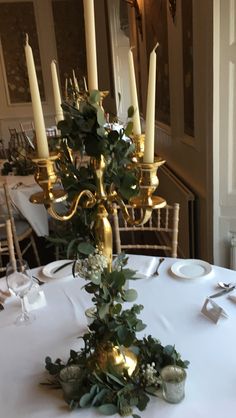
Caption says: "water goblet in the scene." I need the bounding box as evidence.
[6,259,35,326]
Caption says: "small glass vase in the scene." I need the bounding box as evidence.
[59,365,82,403]
[160,365,186,403]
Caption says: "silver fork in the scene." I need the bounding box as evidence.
[155,257,165,276]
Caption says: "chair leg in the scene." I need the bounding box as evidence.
[30,235,41,266]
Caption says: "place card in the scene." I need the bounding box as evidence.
[201,297,228,324]
[228,294,236,303]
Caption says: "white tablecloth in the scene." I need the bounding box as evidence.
[1,255,236,417]
[0,175,49,236]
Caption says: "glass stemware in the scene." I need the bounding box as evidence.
[6,259,35,325]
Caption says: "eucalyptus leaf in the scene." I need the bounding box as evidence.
[67,238,79,259]
[122,268,137,280]
[79,392,92,408]
[90,274,101,285]
[137,392,150,411]
[111,303,122,315]
[97,126,106,137]
[97,107,106,126]
[163,345,175,356]
[117,326,134,346]
[127,105,134,118]
[135,322,146,332]
[123,289,138,302]
[106,372,125,386]
[99,303,110,319]
[90,384,99,397]
[78,242,95,255]
[91,388,109,406]
[124,121,133,137]
[88,90,101,104]
[98,403,118,415]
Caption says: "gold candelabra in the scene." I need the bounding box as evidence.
[30,134,166,270]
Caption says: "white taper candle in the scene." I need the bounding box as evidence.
[51,60,64,123]
[128,48,141,136]
[83,0,98,91]
[143,42,159,163]
[24,34,49,159]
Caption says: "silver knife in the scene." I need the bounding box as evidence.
[209,286,235,298]
[53,261,73,274]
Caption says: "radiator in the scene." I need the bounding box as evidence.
[157,165,195,259]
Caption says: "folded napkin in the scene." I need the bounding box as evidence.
[24,283,47,312]
[127,255,158,278]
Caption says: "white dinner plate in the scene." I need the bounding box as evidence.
[41,260,73,281]
[171,259,212,279]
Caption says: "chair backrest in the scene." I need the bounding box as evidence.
[112,203,180,258]
[19,122,36,150]
[3,183,23,262]
[8,128,18,137]
[2,183,40,267]
[0,139,7,159]
[19,121,35,133]
[0,218,15,273]
[8,128,18,149]
[0,221,9,272]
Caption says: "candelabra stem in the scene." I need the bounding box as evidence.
[91,155,107,200]
[94,203,112,271]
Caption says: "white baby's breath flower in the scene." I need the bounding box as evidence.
[75,248,108,280]
[141,363,159,386]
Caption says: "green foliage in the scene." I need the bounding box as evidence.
[48,93,138,258]
[44,253,189,416]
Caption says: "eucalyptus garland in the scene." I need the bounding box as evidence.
[44,253,189,417]
[46,91,139,259]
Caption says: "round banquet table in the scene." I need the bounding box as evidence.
[0,175,49,236]
[0,255,236,418]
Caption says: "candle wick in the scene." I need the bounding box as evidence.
[25,33,29,45]
[53,59,57,64]
[154,41,159,52]
[130,45,135,51]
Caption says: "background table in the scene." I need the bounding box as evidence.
[0,175,49,236]
[0,255,236,417]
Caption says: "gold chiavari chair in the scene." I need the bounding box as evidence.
[112,203,180,258]
[1,183,40,267]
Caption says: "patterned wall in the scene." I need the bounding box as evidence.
[0,1,45,104]
[52,0,87,96]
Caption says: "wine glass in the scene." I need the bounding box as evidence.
[6,259,35,325]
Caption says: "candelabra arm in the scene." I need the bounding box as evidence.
[111,193,152,226]
[47,189,96,221]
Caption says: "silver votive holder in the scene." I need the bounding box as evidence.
[59,365,82,403]
[160,365,186,403]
